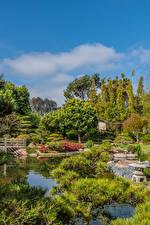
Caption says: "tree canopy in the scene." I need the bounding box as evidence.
[64,74,100,101]
[30,97,57,115]
[0,79,30,116]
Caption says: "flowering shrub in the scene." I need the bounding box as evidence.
[46,142,65,152]
[60,140,84,151]
[40,141,84,153]
[40,145,48,153]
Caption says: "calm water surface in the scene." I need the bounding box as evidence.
[0,156,135,224]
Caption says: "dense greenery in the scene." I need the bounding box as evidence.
[0,72,150,224]
[64,74,100,101]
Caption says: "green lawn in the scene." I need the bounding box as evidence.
[141,144,150,151]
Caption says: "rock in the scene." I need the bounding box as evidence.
[28,143,36,148]
[19,149,28,155]
[114,153,126,159]
[29,153,37,157]
[84,148,91,152]
[126,154,138,159]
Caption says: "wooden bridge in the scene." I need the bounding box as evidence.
[0,138,26,155]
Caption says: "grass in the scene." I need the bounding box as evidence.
[119,143,150,151]
[140,144,150,151]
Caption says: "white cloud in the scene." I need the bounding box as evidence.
[1,43,150,105]
[3,43,124,76]
[28,73,74,105]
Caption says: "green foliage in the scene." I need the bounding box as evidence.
[47,133,63,142]
[89,77,97,107]
[62,98,97,142]
[46,142,65,152]
[0,182,74,225]
[0,152,12,165]
[114,132,135,144]
[123,114,148,142]
[86,140,94,148]
[127,80,135,114]
[30,134,42,144]
[0,112,21,137]
[0,80,30,116]
[17,134,31,145]
[99,151,110,162]
[143,92,150,130]
[65,130,78,140]
[96,75,131,122]
[140,134,150,144]
[64,74,100,101]
[40,109,62,135]
[127,145,138,154]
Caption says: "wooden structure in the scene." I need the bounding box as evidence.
[98,119,122,132]
[0,138,26,152]
[98,119,107,131]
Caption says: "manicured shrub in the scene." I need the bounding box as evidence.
[99,151,110,162]
[86,140,94,148]
[127,145,137,154]
[114,132,135,144]
[47,133,63,142]
[46,142,65,152]
[31,134,42,144]
[17,134,31,145]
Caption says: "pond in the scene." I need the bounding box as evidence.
[0,156,135,224]
[0,156,61,196]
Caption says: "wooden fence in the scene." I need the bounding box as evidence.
[0,138,26,151]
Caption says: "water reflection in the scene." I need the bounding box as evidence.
[27,170,57,196]
[75,204,135,225]
[0,156,135,224]
[0,157,62,190]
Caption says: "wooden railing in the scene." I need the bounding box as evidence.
[0,138,26,151]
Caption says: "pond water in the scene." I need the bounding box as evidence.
[0,156,135,224]
[27,170,57,196]
[75,204,135,225]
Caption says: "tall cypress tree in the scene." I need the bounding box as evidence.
[127,80,135,114]
[135,76,144,115]
[117,81,127,121]
[89,77,97,107]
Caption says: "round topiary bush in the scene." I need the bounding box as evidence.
[127,145,137,154]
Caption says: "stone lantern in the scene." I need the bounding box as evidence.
[129,162,150,183]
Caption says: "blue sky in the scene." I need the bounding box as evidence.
[0,0,150,104]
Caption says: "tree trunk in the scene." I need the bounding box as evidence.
[78,133,81,144]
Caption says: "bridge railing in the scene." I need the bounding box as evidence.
[0,138,26,151]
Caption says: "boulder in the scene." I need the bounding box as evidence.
[28,143,36,148]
